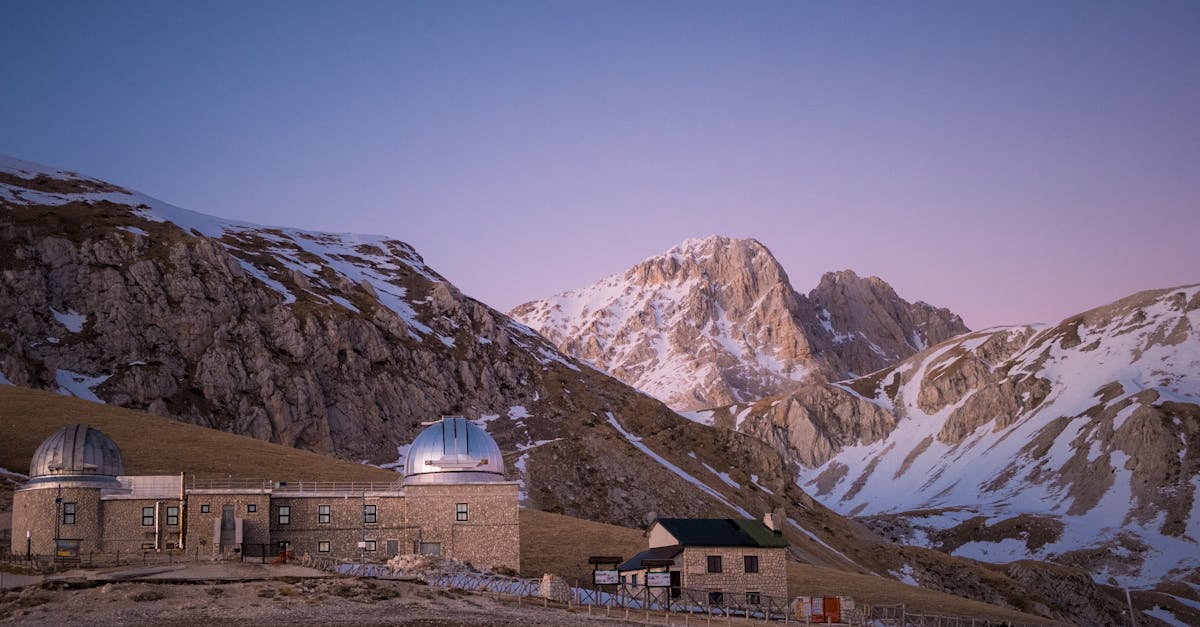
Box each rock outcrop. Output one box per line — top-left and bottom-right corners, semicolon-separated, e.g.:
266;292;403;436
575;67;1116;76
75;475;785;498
510;236;967;410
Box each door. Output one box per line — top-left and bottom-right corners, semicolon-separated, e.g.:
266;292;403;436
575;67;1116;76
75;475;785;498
220;505;235;550
669;570;681;599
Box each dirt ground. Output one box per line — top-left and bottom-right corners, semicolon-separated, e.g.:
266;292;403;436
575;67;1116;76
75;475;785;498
0;562;673;626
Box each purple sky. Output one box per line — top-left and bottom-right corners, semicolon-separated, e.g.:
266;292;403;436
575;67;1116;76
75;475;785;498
2;1;1197;329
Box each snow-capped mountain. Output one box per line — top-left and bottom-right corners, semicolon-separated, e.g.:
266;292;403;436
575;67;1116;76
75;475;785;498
510;236;967;411
696;286;1200;586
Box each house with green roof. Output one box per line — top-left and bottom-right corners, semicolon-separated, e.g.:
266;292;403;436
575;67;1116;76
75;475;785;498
618;514;790;605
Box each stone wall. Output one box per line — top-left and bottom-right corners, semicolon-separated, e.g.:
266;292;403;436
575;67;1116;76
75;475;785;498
269;493;409;559
405;482;519;571
99;497;184;553
677;546;787;599
184;491;271;555
11;485;103;555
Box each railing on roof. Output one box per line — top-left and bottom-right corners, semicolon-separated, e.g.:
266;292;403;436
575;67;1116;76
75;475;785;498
114;475;183;497
186;476;403;493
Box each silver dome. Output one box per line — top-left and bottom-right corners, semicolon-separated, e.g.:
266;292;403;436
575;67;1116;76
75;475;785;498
28;424;125;480
403;417;505;484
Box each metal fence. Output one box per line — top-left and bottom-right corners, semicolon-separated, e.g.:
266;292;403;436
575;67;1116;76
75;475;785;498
0;548;204;573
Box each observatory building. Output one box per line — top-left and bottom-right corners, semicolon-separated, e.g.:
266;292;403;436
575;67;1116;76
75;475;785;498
10;418;519;570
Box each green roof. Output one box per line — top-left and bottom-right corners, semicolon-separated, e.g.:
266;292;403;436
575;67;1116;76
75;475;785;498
653;518;789;548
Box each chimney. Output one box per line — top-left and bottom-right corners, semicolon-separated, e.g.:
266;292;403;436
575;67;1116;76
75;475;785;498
763;508;785;532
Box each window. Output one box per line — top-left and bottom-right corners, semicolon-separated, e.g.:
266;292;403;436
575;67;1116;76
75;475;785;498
706;555;722;573
746;592;761;605
743;555;759;573
708;592;724;606
418;542;441;556
278;506;291;525
364;540;377;552
318;541;330;553
142;507;155;526
631;574;638;586
247;503;257;513
318;505;331;524
363;504;377;524
166;506;179;526
63;502;76;525
621;575;627;585
142;542;156;550
455;503;468;522
200;504;210;513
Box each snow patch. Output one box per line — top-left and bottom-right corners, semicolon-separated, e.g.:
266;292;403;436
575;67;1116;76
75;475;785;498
54;370;110;403
51;308;86;333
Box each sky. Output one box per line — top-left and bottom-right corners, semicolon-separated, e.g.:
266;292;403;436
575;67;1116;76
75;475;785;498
2;0;1197;329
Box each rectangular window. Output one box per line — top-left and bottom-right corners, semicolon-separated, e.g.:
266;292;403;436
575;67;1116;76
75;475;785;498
746;592;761;605
278;506;291;525
364;540;377;552
142;507;155;526
706;555;722;573
200;504;210;513
247;503;257;513
318;541;330;553
743;555;759;573
141;542;156;550
632;574;638;586
318;504;331;524
166;506;179;526
363;504;377;524
418;542;441;556
63;502;76;525
455;502;468;522
708;592;724;606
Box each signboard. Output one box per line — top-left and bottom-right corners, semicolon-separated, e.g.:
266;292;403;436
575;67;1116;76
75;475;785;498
646;571;672;588
55;539;81;558
593;569;619;585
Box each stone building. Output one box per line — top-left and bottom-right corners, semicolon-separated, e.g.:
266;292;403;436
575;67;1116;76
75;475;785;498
618;516;789;604
10;419;519;571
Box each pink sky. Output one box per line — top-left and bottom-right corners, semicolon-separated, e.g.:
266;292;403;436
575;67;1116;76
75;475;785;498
2;2;1196;329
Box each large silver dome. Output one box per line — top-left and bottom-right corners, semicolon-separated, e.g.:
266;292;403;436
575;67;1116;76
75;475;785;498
28;424;125;483
403;417;505;484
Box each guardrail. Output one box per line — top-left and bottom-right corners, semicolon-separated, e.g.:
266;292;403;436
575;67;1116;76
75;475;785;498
186;477;403;493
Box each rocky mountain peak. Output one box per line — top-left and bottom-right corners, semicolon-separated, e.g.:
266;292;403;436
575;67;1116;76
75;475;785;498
809;269;968;372
511;238;968;411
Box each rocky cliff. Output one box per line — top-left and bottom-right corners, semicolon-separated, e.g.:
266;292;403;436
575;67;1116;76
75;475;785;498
693;286;1200;587
510;236;967;410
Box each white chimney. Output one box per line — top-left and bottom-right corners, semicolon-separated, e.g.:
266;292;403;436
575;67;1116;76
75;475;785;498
763;508;784;532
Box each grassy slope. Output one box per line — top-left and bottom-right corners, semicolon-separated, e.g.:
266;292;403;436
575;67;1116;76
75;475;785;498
0;386;397;482
0;386;1053;623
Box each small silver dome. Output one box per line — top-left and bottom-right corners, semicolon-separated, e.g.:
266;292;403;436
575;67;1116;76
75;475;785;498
403;417;505;484
29;424;125;479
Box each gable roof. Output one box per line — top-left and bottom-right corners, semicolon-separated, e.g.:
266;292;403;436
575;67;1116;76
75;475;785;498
617;545;684;572
653;518;788;548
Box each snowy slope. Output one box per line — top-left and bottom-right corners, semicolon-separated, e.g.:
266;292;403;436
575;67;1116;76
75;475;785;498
787;286;1200;586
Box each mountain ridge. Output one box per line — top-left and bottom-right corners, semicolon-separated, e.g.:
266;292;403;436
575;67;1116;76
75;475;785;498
691;284;1200;586
510;235;968;410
